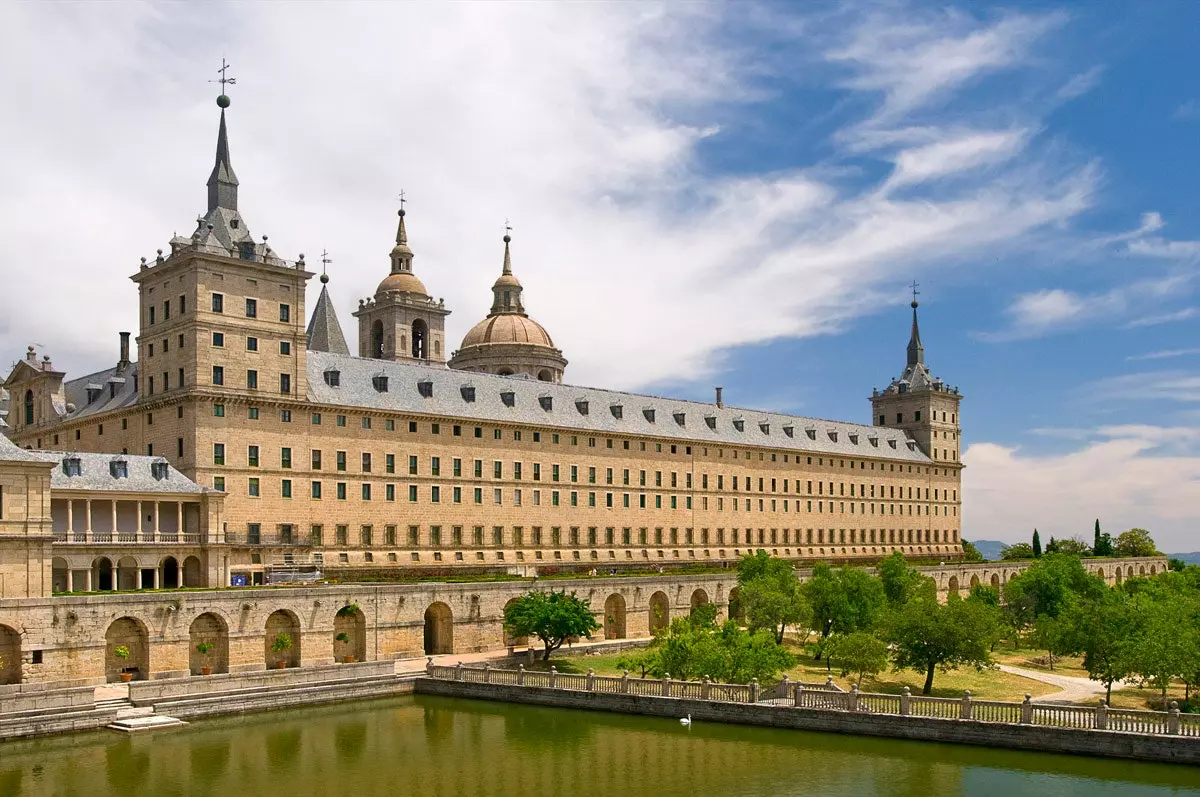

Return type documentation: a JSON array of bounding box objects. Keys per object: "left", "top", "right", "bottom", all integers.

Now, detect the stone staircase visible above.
[{"left": 101, "top": 696, "right": 187, "bottom": 733}]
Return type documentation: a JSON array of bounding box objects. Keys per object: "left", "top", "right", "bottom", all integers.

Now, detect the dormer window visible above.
[
  {"left": 323, "top": 369, "right": 340, "bottom": 388},
  {"left": 674, "top": 412, "right": 686, "bottom": 427},
  {"left": 417, "top": 379, "right": 434, "bottom": 398},
  {"left": 500, "top": 390, "right": 516, "bottom": 408},
  {"left": 732, "top": 418, "right": 745, "bottom": 432},
  {"left": 905, "top": 440, "right": 916, "bottom": 450},
  {"left": 888, "top": 439, "right": 897, "bottom": 449},
  {"left": 849, "top": 433, "right": 859, "bottom": 445},
  {"left": 151, "top": 460, "right": 169, "bottom": 480},
  {"left": 643, "top": 408, "right": 655, "bottom": 423},
  {"left": 372, "top": 375, "right": 389, "bottom": 393},
  {"left": 704, "top": 415, "right": 717, "bottom": 430},
  {"left": 828, "top": 431, "right": 838, "bottom": 443},
  {"left": 782, "top": 425, "right": 794, "bottom": 438},
  {"left": 610, "top": 404, "right": 623, "bottom": 420},
  {"left": 461, "top": 385, "right": 476, "bottom": 403},
  {"left": 759, "top": 422, "right": 770, "bottom": 435},
  {"left": 575, "top": 399, "right": 589, "bottom": 415},
  {"left": 85, "top": 384, "right": 102, "bottom": 404},
  {"left": 868, "top": 436, "right": 879, "bottom": 447},
  {"left": 805, "top": 428, "right": 817, "bottom": 440},
  {"left": 110, "top": 458, "right": 129, "bottom": 479},
  {"left": 63, "top": 456, "right": 82, "bottom": 477},
  {"left": 239, "top": 241, "right": 255, "bottom": 260},
  {"left": 539, "top": 395, "right": 553, "bottom": 411}
]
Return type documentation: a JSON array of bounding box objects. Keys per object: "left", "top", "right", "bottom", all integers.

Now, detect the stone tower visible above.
[
  {"left": 353, "top": 208, "right": 450, "bottom": 363},
  {"left": 870, "top": 297, "right": 963, "bottom": 464},
  {"left": 448, "top": 231, "right": 567, "bottom": 382}
]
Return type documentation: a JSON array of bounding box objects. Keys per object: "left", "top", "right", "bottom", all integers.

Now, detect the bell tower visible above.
[{"left": 870, "top": 289, "right": 963, "bottom": 465}]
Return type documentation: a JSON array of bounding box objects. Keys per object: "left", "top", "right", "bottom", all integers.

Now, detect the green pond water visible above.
[{"left": 2, "top": 695, "right": 1199, "bottom": 797}]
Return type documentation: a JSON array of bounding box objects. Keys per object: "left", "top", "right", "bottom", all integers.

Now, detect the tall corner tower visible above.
[
  {"left": 870, "top": 295, "right": 963, "bottom": 465},
  {"left": 352, "top": 207, "right": 450, "bottom": 364}
]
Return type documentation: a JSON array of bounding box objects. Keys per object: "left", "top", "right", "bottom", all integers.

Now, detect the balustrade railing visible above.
[
  {"left": 425, "top": 662, "right": 1196, "bottom": 739},
  {"left": 51, "top": 529, "right": 208, "bottom": 545}
]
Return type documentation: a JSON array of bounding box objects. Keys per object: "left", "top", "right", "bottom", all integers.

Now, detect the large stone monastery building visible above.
[{"left": 1, "top": 96, "right": 965, "bottom": 589}]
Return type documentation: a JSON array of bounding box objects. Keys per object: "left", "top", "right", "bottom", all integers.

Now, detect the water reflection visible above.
[{"left": 0, "top": 696, "right": 1195, "bottom": 797}]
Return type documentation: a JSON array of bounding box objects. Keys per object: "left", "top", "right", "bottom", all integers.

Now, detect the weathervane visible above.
[
  {"left": 319, "top": 249, "right": 332, "bottom": 284},
  {"left": 504, "top": 218, "right": 512, "bottom": 239},
  {"left": 211, "top": 58, "right": 236, "bottom": 108},
  {"left": 398, "top": 190, "right": 407, "bottom": 211},
  {"left": 910, "top": 280, "right": 920, "bottom": 308}
]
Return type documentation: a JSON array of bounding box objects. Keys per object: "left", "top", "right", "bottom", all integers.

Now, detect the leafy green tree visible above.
[
  {"left": 1114, "top": 528, "right": 1159, "bottom": 558},
  {"left": 887, "top": 594, "right": 998, "bottom": 695},
  {"left": 688, "top": 602, "right": 719, "bottom": 628},
  {"left": 1053, "top": 537, "right": 1093, "bottom": 556},
  {"left": 827, "top": 631, "right": 889, "bottom": 688},
  {"left": 737, "top": 551, "right": 811, "bottom": 644},
  {"left": 624, "top": 617, "right": 796, "bottom": 683},
  {"left": 503, "top": 591, "right": 600, "bottom": 661},
  {"left": 878, "top": 551, "right": 932, "bottom": 607},
  {"left": 1122, "top": 591, "right": 1199, "bottom": 708},
  {"left": 1032, "top": 529, "right": 1042, "bottom": 558},
  {"left": 960, "top": 540, "right": 985, "bottom": 562},
  {"left": 966, "top": 585, "right": 1006, "bottom": 651},
  {"left": 1094, "top": 532, "right": 1115, "bottom": 557},
  {"left": 803, "top": 564, "right": 885, "bottom": 658},
  {"left": 1056, "top": 590, "right": 1136, "bottom": 703},
  {"left": 1003, "top": 554, "right": 1107, "bottom": 667},
  {"left": 1000, "top": 542, "right": 1035, "bottom": 561}
]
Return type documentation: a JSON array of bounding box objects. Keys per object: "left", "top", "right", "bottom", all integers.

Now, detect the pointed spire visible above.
[
  {"left": 490, "top": 226, "right": 524, "bottom": 315},
  {"left": 306, "top": 280, "right": 350, "bottom": 357},
  {"left": 907, "top": 282, "right": 924, "bottom": 367},
  {"left": 207, "top": 98, "right": 239, "bottom": 212},
  {"left": 502, "top": 225, "right": 513, "bottom": 276}
]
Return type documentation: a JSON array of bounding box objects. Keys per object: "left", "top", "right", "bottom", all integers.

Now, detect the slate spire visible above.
[
  {"left": 206, "top": 99, "right": 239, "bottom": 213},
  {"left": 306, "top": 267, "right": 350, "bottom": 356},
  {"left": 907, "top": 295, "right": 924, "bottom": 367}
]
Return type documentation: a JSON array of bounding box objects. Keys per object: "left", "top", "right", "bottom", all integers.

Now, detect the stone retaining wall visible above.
[
  {"left": 128, "top": 659, "right": 396, "bottom": 704},
  {"left": 415, "top": 678, "right": 1200, "bottom": 766}
]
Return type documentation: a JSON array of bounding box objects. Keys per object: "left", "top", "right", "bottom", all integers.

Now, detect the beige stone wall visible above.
[{"left": 0, "top": 458, "right": 55, "bottom": 599}]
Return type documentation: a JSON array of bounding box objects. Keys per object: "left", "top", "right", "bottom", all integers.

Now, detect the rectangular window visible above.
[
  {"left": 514, "top": 462, "right": 522, "bottom": 480},
  {"left": 248, "top": 478, "right": 260, "bottom": 497},
  {"left": 279, "top": 303, "right": 291, "bottom": 322},
  {"left": 337, "top": 415, "right": 347, "bottom": 427},
  {"left": 311, "top": 481, "right": 322, "bottom": 499},
  {"left": 213, "top": 443, "right": 225, "bottom": 465},
  {"left": 212, "top": 332, "right": 225, "bottom": 347},
  {"left": 281, "top": 479, "right": 292, "bottom": 498},
  {"left": 248, "top": 407, "right": 259, "bottom": 420},
  {"left": 474, "top": 487, "right": 483, "bottom": 504},
  {"left": 245, "top": 298, "right": 257, "bottom": 317},
  {"left": 409, "top": 455, "right": 418, "bottom": 475},
  {"left": 386, "top": 484, "right": 396, "bottom": 502},
  {"left": 386, "top": 454, "right": 395, "bottom": 474},
  {"left": 362, "top": 416, "right": 372, "bottom": 430},
  {"left": 312, "top": 412, "right": 322, "bottom": 425},
  {"left": 214, "top": 404, "right": 225, "bottom": 417},
  {"left": 362, "top": 452, "right": 372, "bottom": 472},
  {"left": 336, "top": 451, "right": 347, "bottom": 471},
  {"left": 246, "top": 370, "right": 258, "bottom": 389},
  {"left": 212, "top": 293, "right": 224, "bottom": 313},
  {"left": 453, "top": 458, "right": 462, "bottom": 477},
  {"left": 409, "top": 485, "right": 419, "bottom": 502},
  {"left": 247, "top": 445, "right": 259, "bottom": 467},
  {"left": 280, "top": 373, "right": 291, "bottom": 394},
  {"left": 280, "top": 341, "right": 291, "bottom": 355},
  {"left": 247, "top": 336, "right": 258, "bottom": 351},
  {"left": 362, "top": 483, "right": 372, "bottom": 501},
  {"left": 431, "top": 486, "right": 440, "bottom": 503},
  {"left": 213, "top": 476, "right": 225, "bottom": 491},
  {"left": 336, "top": 482, "right": 347, "bottom": 500},
  {"left": 431, "top": 457, "right": 441, "bottom": 476},
  {"left": 311, "top": 449, "right": 322, "bottom": 470},
  {"left": 212, "top": 365, "right": 224, "bottom": 385},
  {"left": 494, "top": 461, "right": 503, "bottom": 479}
]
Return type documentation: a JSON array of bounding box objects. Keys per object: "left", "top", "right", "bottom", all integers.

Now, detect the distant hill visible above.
[
  {"left": 967, "top": 540, "right": 1007, "bottom": 561},
  {"left": 1169, "top": 552, "right": 1200, "bottom": 565}
]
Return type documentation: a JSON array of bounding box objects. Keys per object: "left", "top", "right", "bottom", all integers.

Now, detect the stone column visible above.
[
  {"left": 65, "top": 568, "right": 73, "bottom": 593},
  {"left": 84, "top": 499, "right": 93, "bottom": 543},
  {"left": 151, "top": 567, "right": 159, "bottom": 589},
  {"left": 136, "top": 501, "right": 143, "bottom": 542},
  {"left": 84, "top": 568, "right": 92, "bottom": 592},
  {"left": 153, "top": 502, "right": 161, "bottom": 542},
  {"left": 66, "top": 499, "right": 74, "bottom": 538},
  {"left": 111, "top": 501, "right": 118, "bottom": 540},
  {"left": 109, "top": 562, "right": 116, "bottom": 591},
  {"left": 176, "top": 561, "right": 183, "bottom": 588},
  {"left": 176, "top": 502, "right": 183, "bottom": 539}
]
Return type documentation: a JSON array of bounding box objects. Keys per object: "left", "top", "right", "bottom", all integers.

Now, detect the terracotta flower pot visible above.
[
  {"left": 119, "top": 672, "right": 133, "bottom": 683},
  {"left": 343, "top": 656, "right": 357, "bottom": 664},
  {"left": 275, "top": 660, "right": 288, "bottom": 669},
  {"left": 200, "top": 666, "right": 213, "bottom": 676}
]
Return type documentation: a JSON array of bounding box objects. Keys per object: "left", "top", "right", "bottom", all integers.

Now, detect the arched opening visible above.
[
  {"left": 947, "top": 576, "right": 960, "bottom": 597},
  {"left": 1139, "top": 566, "right": 1146, "bottom": 576},
  {"left": 117, "top": 556, "right": 139, "bottom": 591},
  {"left": 182, "top": 556, "right": 203, "bottom": 588},
  {"left": 1149, "top": 565, "right": 1157, "bottom": 576},
  {"left": 371, "top": 320, "right": 384, "bottom": 359},
  {"left": 93, "top": 556, "right": 114, "bottom": 591},
  {"left": 502, "top": 599, "right": 528, "bottom": 648},
  {"left": 1095, "top": 567, "right": 1105, "bottom": 582},
  {"left": 265, "top": 610, "right": 301, "bottom": 669},
  {"left": 412, "top": 319, "right": 428, "bottom": 359},
  {"left": 24, "top": 389, "right": 33, "bottom": 426},
  {"left": 105, "top": 617, "right": 149, "bottom": 682},
  {"left": 189, "top": 613, "right": 229, "bottom": 675},
  {"left": 434, "top": 340, "right": 441, "bottom": 358},
  {"left": 497, "top": 368, "right": 514, "bottom": 376},
  {"left": 690, "top": 588, "right": 710, "bottom": 614},
  {"left": 648, "top": 591, "right": 670, "bottom": 634},
  {"left": 604, "top": 594, "right": 627, "bottom": 640},
  {"left": 424, "top": 602, "right": 453, "bottom": 655},
  {"left": 537, "top": 369, "right": 552, "bottom": 382},
  {"left": 727, "top": 587, "right": 744, "bottom": 622},
  {"left": 1115, "top": 567, "right": 1123, "bottom": 584},
  {"left": 0, "top": 625, "right": 21, "bottom": 684},
  {"left": 161, "top": 556, "right": 180, "bottom": 589},
  {"left": 333, "top": 606, "right": 367, "bottom": 663},
  {"left": 990, "top": 573, "right": 1000, "bottom": 589},
  {"left": 969, "top": 575, "right": 980, "bottom": 589},
  {"left": 52, "top": 557, "right": 70, "bottom": 593}
]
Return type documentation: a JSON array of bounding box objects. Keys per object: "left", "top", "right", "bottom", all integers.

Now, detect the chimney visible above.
[
  {"left": 715, "top": 387, "right": 724, "bottom": 408},
  {"left": 118, "top": 332, "right": 131, "bottom": 368}
]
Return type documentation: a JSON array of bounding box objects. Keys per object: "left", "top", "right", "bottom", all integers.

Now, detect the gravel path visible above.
[{"left": 997, "top": 664, "right": 1112, "bottom": 703}]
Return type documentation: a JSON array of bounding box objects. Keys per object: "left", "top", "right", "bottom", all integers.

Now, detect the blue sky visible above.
[{"left": 1, "top": 1, "right": 1197, "bottom": 548}]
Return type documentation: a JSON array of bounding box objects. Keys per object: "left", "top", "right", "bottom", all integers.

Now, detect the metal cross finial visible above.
[
  {"left": 910, "top": 280, "right": 920, "bottom": 304},
  {"left": 320, "top": 249, "right": 333, "bottom": 276},
  {"left": 505, "top": 218, "right": 512, "bottom": 236},
  {"left": 398, "top": 190, "right": 406, "bottom": 210},
  {"left": 211, "top": 58, "right": 237, "bottom": 91}
]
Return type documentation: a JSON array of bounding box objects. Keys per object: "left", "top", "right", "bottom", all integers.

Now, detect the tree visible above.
[
  {"left": 1115, "top": 528, "right": 1159, "bottom": 558},
  {"left": 878, "top": 551, "right": 931, "bottom": 607},
  {"left": 803, "top": 564, "right": 885, "bottom": 658},
  {"left": 1056, "top": 590, "right": 1135, "bottom": 703},
  {"left": 1094, "top": 532, "right": 1115, "bottom": 557},
  {"left": 827, "top": 631, "right": 889, "bottom": 688},
  {"left": 1053, "top": 537, "right": 1093, "bottom": 556},
  {"left": 622, "top": 617, "right": 796, "bottom": 683},
  {"left": 1122, "top": 591, "right": 1199, "bottom": 708},
  {"left": 966, "top": 584, "right": 1005, "bottom": 650},
  {"left": 737, "top": 551, "right": 811, "bottom": 644},
  {"left": 1003, "top": 554, "right": 1107, "bottom": 667},
  {"left": 1000, "top": 542, "right": 1035, "bottom": 561},
  {"left": 1093, "top": 519, "right": 1102, "bottom": 554},
  {"left": 503, "top": 591, "right": 600, "bottom": 661},
  {"left": 960, "top": 540, "right": 985, "bottom": 562},
  {"left": 1032, "top": 529, "right": 1042, "bottom": 558},
  {"left": 887, "top": 594, "right": 998, "bottom": 695}
]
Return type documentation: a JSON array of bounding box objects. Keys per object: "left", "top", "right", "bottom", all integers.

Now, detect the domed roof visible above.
[
  {"left": 375, "top": 271, "right": 428, "bottom": 297},
  {"left": 461, "top": 314, "right": 556, "bottom": 348}
]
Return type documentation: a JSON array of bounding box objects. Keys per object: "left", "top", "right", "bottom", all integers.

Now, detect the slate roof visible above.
[
  {"left": 29, "top": 450, "right": 208, "bottom": 494},
  {"left": 306, "top": 284, "right": 351, "bottom": 356},
  {"left": 60, "top": 364, "right": 139, "bottom": 422},
  {"left": 306, "top": 351, "right": 930, "bottom": 463},
  {"left": 0, "top": 386, "right": 8, "bottom": 430},
  {"left": 0, "top": 430, "right": 48, "bottom": 463}
]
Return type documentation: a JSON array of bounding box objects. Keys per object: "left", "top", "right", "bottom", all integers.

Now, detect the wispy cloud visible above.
[
  {"left": 1056, "top": 65, "right": 1104, "bottom": 100},
  {"left": 1173, "top": 99, "right": 1199, "bottom": 120},
  {"left": 1123, "top": 307, "right": 1198, "bottom": 328},
  {"left": 1127, "top": 348, "right": 1200, "bottom": 361},
  {"left": 1086, "top": 370, "right": 1200, "bottom": 404}
]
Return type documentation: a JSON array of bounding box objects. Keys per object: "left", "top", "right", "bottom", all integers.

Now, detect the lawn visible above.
[
  {"left": 1102, "top": 681, "right": 1192, "bottom": 712},
  {"left": 991, "top": 645, "right": 1090, "bottom": 678}
]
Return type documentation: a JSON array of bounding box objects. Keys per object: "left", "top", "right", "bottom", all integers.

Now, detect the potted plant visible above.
[
  {"left": 195, "top": 641, "right": 214, "bottom": 675},
  {"left": 113, "top": 645, "right": 133, "bottom": 682},
  {"left": 335, "top": 632, "right": 355, "bottom": 663},
  {"left": 271, "top": 632, "right": 292, "bottom": 669}
]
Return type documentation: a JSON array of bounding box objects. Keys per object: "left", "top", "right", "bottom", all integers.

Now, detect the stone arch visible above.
[
  {"left": 105, "top": 616, "right": 149, "bottom": 682},
  {"left": 52, "top": 557, "right": 70, "bottom": 593},
  {"left": 265, "top": 609, "right": 301, "bottom": 669},
  {"left": 189, "top": 612, "right": 229, "bottom": 675},
  {"left": 0, "top": 625, "right": 21, "bottom": 684},
  {"left": 727, "top": 587, "right": 744, "bottom": 622},
  {"left": 969, "top": 575, "right": 980, "bottom": 589},
  {"left": 990, "top": 573, "right": 1000, "bottom": 590},
  {"left": 182, "top": 556, "right": 203, "bottom": 588},
  {"left": 371, "top": 320, "right": 384, "bottom": 359},
  {"left": 333, "top": 606, "right": 367, "bottom": 663},
  {"left": 1095, "top": 567, "right": 1105, "bottom": 583},
  {"left": 424, "top": 602, "right": 453, "bottom": 655},
  {"left": 538, "top": 369, "right": 552, "bottom": 382},
  {"left": 690, "top": 588, "right": 710, "bottom": 613},
  {"left": 116, "top": 556, "right": 140, "bottom": 591},
  {"left": 93, "top": 556, "right": 115, "bottom": 591},
  {"left": 1149, "top": 564, "right": 1157, "bottom": 576},
  {"left": 947, "top": 575, "right": 960, "bottom": 597},
  {"left": 412, "top": 318, "right": 428, "bottom": 359},
  {"left": 1115, "top": 566, "right": 1123, "bottom": 584},
  {"left": 497, "top": 368, "right": 514, "bottom": 376},
  {"left": 23, "top": 389, "right": 34, "bottom": 426},
  {"left": 604, "top": 593, "right": 627, "bottom": 640},
  {"left": 648, "top": 591, "right": 670, "bottom": 634},
  {"left": 1139, "top": 566, "right": 1146, "bottom": 576},
  {"left": 502, "top": 598, "right": 528, "bottom": 648},
  {"left": 161, "top": 556, "right": 180, "bottom": 589}
]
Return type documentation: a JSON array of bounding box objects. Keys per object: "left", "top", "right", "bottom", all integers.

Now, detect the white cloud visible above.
[
  {"left": 1086, "top": 371, "right": 1200, "bottom": 404},
  {"left": 1123, "top": 308, "right": 1199, "bottom": 328},
  {"left": 0, "top": 3, "right": 1095, "bottom": 390},
  {"left": 1055, "top": 65, "right": 1104, "bottom": 100},
  {"left": 964, "top": 426, "right": 1200, "bottom": 551},
  {"left": 1127, "top": 348, "right": 1200, "bottom": 361},
  {"left": 1174, "top": 99, "right": 1199, "bottom": 120}
]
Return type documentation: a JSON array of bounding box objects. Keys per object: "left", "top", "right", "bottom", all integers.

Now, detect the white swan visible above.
[{"left": 680, "top": 714, "right": 692, "bottom": 726}]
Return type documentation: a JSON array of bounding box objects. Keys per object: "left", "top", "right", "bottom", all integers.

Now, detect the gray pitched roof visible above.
[
  {"left": 305, "top": 351, "right": 930, "bottom": 463},
  {"left": 0, "top": 432, "right": 47, "bottom": 463},
  {"left": 27, "top": 450, "right": 209, "bottom": 494},
  {"left": 306, "top": 284, "right": 350, "bottom": 356},
  {"left": 60, "top": 363, "right": 139, "bottom": 422}
]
